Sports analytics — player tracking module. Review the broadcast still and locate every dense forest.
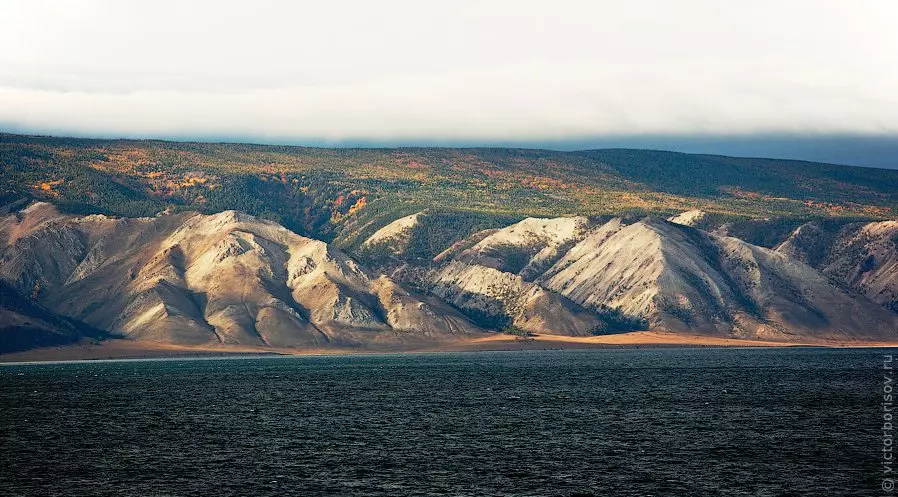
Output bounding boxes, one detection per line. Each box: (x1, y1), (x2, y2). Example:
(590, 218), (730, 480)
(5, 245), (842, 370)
(2, 133), (896, 246)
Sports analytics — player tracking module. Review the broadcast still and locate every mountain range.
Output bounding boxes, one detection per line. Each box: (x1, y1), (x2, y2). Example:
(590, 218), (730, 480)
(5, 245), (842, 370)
(1, 134), (896, 354)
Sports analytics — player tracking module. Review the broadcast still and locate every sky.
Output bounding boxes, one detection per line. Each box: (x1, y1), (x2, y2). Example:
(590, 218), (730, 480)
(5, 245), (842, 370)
(2, 0), (897, 167)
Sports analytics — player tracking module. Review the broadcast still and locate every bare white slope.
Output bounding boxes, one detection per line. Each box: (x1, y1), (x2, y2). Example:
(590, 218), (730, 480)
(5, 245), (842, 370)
(0, 207), (480, 346)
(361, 211), (424, 253)
(430, 215), (898, 340)
(540, 219), (737, 332)
(458, 216), (588, 280)
(428, 216), (614, 336)
(849, 221), (898, 310)
(431, 260), (604, 336)
(667, 209), (706, 227)
(540, 218), (898, 340)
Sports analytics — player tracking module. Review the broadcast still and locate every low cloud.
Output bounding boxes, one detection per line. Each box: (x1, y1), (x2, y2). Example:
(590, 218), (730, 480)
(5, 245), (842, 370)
(4, 60), (897, 141)
(2, 0), (897, 141)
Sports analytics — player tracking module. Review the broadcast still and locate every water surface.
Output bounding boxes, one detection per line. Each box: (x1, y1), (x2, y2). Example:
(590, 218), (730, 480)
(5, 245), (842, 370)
(0, 348), (886, 496)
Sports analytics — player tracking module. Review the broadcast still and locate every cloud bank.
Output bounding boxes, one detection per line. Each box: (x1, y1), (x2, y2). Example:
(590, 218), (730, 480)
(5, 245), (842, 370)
(2, 0), (897, 142)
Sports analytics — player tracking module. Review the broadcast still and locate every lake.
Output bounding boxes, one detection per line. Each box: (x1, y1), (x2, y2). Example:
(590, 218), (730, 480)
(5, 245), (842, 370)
(0, 348), (887, 496)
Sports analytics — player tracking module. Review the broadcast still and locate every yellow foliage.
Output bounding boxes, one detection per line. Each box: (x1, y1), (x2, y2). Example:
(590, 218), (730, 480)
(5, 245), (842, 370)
(347, 196), (367, 216)
(35, 179), (64, 196)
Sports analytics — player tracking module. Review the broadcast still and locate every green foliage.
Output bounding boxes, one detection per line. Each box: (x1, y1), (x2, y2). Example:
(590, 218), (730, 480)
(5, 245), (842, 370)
(405, 211), (519, 261)
(590, 307), (648, 333)
(461, 306), (511, 330)
(479, 242), (539, 275)
(502, 326), (535, 342)
(502, 325), (530, 336)
(580, 148), (898, 206)
(352, 208), (519, 267)
(2, 133), (896, 247)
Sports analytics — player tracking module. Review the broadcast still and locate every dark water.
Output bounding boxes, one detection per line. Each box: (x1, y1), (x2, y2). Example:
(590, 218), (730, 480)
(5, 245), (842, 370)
(0, 348), (890, 496)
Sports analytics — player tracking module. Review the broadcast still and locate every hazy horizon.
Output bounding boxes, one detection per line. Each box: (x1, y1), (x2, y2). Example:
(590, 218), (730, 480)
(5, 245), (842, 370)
(3, 130), (896, 170)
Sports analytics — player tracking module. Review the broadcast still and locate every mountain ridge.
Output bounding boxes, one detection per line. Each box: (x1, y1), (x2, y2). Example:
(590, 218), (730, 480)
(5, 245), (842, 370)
(2, 133), (897, 354)
(0, 203), (485, 350)
(5, 133), (894, 170)
(2, 201), (894, 354)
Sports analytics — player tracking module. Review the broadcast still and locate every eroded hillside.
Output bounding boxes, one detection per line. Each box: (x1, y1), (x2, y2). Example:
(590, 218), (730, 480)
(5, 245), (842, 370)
(2, 132), (898, 352)
(0, 203), (482, 348)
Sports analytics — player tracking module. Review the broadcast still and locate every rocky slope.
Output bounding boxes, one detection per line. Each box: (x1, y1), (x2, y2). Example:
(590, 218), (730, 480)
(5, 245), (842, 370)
(360, 212), (424, 255)
(430, 215), (898, 341)
(776, 220), (898, 312)
(0, 203), (481, 348)
(2, 202), (896, 351)
(453, 216), (589, 280)
(426, 216), (615, 335)
(430, 260), (605, 335)
(667, 209), (706, 227)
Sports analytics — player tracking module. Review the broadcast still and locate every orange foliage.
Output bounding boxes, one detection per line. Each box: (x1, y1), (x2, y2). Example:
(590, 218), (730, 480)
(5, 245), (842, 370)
(34, 179), (64, 196)
(347, 196), (367, 216)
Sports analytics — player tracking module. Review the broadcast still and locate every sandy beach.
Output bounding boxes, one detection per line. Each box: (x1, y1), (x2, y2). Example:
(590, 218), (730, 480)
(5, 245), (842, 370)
(3, 331), (897, 363)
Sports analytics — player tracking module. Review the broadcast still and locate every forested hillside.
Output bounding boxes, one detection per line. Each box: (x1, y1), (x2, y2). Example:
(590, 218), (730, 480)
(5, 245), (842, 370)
(2, 133), (896, 247)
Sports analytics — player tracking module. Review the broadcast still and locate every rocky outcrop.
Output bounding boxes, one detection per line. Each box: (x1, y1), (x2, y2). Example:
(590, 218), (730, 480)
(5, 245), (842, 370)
(539, 218), (897, 340)
(427, 217), (616, 336)
(0, 205), (482, 348)
(3, 203), (896, 349)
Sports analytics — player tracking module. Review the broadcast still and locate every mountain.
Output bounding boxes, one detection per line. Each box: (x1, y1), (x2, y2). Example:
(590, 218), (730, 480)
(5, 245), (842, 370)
(1, 202), (896, 353)
(0, 203), (481, 349)
(431, 260), (607, 336)
(425, 216), (612, 335)
(427, 215), (897, 341)
(776, 220), (898, 312)
(2, 134), (897, 353)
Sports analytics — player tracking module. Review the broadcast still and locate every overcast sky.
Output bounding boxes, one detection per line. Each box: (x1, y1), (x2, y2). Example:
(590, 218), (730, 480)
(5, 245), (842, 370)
(2, 0), (897, 159)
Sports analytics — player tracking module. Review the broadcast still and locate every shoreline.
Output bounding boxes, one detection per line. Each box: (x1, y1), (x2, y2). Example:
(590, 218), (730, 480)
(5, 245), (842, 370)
(3, 331), (898, 364)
